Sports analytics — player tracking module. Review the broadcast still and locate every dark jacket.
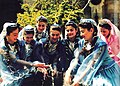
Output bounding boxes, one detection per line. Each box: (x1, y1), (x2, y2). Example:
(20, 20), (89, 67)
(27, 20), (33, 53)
(42, 39), (67, 72)
(62, 37), (81, 69)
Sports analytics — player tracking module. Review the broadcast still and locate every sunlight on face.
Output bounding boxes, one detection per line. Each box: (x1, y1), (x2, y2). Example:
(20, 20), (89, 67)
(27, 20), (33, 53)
(79, 27), (93, 41)
(6, 28), (19, 44)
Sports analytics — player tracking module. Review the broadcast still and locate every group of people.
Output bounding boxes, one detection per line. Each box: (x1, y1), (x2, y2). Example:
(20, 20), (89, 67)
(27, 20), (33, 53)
(0, 15), (119, 86)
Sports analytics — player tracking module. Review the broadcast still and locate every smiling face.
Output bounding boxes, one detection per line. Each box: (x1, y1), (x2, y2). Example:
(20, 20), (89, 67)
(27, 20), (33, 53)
(36, 21), (47, 33)
(79, 27), (94, 41)
(65, 26), (77, 39)
(6, 28), (19, 44)
(99, 27), (111, 38)
(49, 30), (61, 43)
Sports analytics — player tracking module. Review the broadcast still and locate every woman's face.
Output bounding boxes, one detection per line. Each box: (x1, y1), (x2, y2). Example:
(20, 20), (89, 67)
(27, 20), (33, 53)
(24, 34), (34, 44)
(36, 21), (47, 33)
(65, 26), (77, 39)
(99, 27), (110, 38)
(6, 28), (19, 44)
(49, 30), (60, 43)
(79, 27), (93, 41)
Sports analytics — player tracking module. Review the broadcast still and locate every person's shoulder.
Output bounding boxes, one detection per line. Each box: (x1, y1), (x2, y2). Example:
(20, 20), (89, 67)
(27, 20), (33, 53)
(57, 40), (62, 44)
(61, 38), (68, 45)
(76, 37), (82, 41)
(95, 37), (107, 47)
(17, 39), (25, 46)
(111, 34), (119, 40)
(78, 38), (84, 45)
(0, 38), (6, 48)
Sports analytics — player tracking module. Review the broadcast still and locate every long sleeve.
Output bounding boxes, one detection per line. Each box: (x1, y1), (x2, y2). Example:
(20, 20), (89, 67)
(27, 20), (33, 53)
(73, 46), (106, 85)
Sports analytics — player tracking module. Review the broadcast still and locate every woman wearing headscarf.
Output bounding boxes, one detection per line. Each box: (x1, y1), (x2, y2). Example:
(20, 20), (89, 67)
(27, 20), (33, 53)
(98, 19), (120, 66)
(62, 20), (81, 70)
(0, 22), (48, 86)
(64, 19), (120, 86)
(35, 15), (48, 43)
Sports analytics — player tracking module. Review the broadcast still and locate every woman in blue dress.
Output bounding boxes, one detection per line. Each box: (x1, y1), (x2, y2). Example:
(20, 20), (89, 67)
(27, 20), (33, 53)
(0, 22), (46, 86)
(64, 19), (120, 86)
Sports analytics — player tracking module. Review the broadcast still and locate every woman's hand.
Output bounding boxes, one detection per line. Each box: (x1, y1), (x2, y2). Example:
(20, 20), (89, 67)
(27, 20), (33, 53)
(33, 61), (50, 68)
(37, 67), (48, 74)
(64, 71), (71, 85)
(0, 48), (4, 54)
(0, 77), (3, 83)
(71, 82), (79, 86)
(32, 61), (50, 74)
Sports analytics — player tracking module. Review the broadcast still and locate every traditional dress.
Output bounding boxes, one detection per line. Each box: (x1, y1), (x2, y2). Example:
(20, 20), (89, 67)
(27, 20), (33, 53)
(71, 37), (120, 86)
(35, 30), (48, 43)
(0, 38), (32, 86)
(98, 19), (120, 66)
(62, 37), (81, 70)
(42, 39), (67, 86)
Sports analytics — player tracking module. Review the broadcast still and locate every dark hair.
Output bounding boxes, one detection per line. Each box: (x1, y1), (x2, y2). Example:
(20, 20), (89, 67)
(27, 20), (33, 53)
(65, 21), (78, 29)
(6, 23), (19, 35)
(50, 24), (61, 33)
(99, 21), (111, 30)
(36, 16), (48, 23)
(65, 20), (81, 38)
(78, 19), (98, 36)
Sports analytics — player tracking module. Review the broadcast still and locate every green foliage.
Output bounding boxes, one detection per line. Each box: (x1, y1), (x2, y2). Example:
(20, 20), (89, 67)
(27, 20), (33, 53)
(17, 0), (84, 27)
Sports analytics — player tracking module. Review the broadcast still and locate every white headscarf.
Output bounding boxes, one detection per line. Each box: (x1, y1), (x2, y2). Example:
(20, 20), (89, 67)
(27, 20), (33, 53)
(102, 19), (120, 37)
(18, 25), (35, 40)
(98, 19), (120, 41)
(98, 19), (120, 58)
(0, 22), (17, 41)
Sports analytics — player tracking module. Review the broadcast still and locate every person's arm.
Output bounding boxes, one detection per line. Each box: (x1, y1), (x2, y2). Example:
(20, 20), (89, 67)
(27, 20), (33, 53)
(0, 77), (3, 83)
(0, 48), (47, 68)
(72, 46), (105, 86)
(64, 48), (80, 85)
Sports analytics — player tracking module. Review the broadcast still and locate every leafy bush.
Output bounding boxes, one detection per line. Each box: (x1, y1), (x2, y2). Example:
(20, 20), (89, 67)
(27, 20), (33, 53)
(17, 0), (85, 27)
